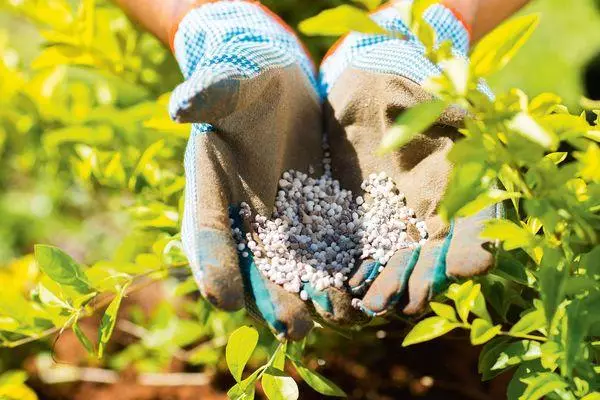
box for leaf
[226,326,259,382]
[42,126,113,150]
[36,283,71,310]
[298,5,385,37]
[480,220,534,251]
[0,370,28,385]
[509,308,546,336]
[470,318,502,345]
[471,14,540,77]
[507,361,545,400]
[440,161,487,221]
[491,340,542,372]
[429,302,457,321]
[34,245,93,295]
[292,361,346,397]
[228,367,265,400]
[97,287,126,358]
[446,281,483,323]
[472,291,493,323]
[582,393,600,400]
[378,100,447,154]
[73,321,95,356]
[507,112,558,150]
[519,372,568,400]
[538,248,568,324]
[479,337,511,380]
[494,251,529,285]
[262,368,298,400]
[544,152,567,165]
[402,317,460,346]
[410,0,439,31]
[529,93,562,116]
[261,342,298,400]
[456,189,521,219]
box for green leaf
[581,393,600,400]
[455,189,521,218]
[507,361,545,400]
[35,245,93,295]
[298,5,385,37]
[378,100,447,154]
[472,290,493,323]
[262,342,298,400]
[471,14,540,77]
[402,317,460,346]
[262,369,298,400]
[470,318,502,345]
[491,340,542,372]
[429,302,457,321]
[538,248,568,325]
[544,152,567,165]
[480,220,534,251]
[226,326,259,382]
[410,0,439,31]
[529,93,562,116]
[228,367,265,400]
[42,125,113,150]
[539,341,562,370]
[446,281,484,323]
[507,112,558,150]
[0,370,28,385]
[494,251,529,285]
[73,321,95,356]
[292,361,346,397]
[509,308,546,336]
[97,287,126,358]
[519,372,568,400]
[479,337,512,380]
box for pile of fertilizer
[231,144,428,301]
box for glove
[172,0,361,340]
[321,1,500,317]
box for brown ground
[24,284,511,400]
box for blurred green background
[2,0,600,262]
[0,0,599,399]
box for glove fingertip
[169,69,240,123]
[188,229,245,311]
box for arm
[112,0,202,48]
[445,0,532,42]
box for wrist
[167,0,212,52]
[442,0,479,35]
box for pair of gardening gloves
[171,0,499,340]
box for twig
[36,355,212,386]
[116,320,227,362]
[4,264,190,349]
[137,372,211,386]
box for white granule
[231,143,428,298]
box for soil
[25,284,511,400]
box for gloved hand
[171,0,361,340]
[321,1,501,317]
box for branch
[36,355,212,386]
[4,263,190,349]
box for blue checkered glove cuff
[170,0,319,122]
[320,1,474,97]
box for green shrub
[0,0,598,399]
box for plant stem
[4,263,190,349]
[497,331,548,342]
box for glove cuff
[171,0,316,80]
[319,0,472,97]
